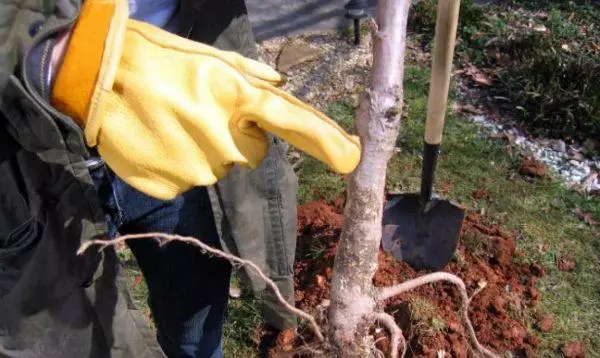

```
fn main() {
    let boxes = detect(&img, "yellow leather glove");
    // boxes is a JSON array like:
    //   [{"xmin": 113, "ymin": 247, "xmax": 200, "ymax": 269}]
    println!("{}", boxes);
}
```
[{"xmin": 51, "ymin": 0, "xmax": 361, "ymax": 200}]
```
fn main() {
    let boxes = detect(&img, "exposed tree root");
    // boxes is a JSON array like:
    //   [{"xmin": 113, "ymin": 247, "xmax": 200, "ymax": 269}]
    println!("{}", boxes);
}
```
[
  {"xmin": 374, "ymin": 312, "xmax": 406, "ymax": 358},
  {"xmin": 79, "ymin": 234, "xmax": 498, "ymax": 358},
  {"xmin": 78, "ymin": 233, "xmax": 325, "ymax": 342},
  {"xmin": 376, "ymin": 272, "xmax": 499, "ymax": 358}
]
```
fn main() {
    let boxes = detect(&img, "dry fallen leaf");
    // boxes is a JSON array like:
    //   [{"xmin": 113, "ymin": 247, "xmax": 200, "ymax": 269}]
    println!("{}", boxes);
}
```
[
  {"xmin": 488, "ymin": 131, "xmax": 515, "ymax": 142},
  {"xmin": 439, "ymin": 183, "xmax": 453, "ymax": 193},
  {"xmin": 572, "ymin": 208, "xmax": 598, "ymax": 227},
  {"xmin": 461, "ymin": 64, "xmax": 492, "ymax": 86},
  {"xmin": 519, "ymin": 157, "xmax": 548, "ymax": 178},
  {"xmin": 472, "ymin": 187, "xmax": 489, "ymax": 200},
  {"xmin": 276, "ymin": 328, "xmax": 296, "ymax": 352},
  {"xmin": 473, "ymin": 73, "xmax": 492, "ymax": 86},
  {"xmin": 451, "ymin": 103, "xmax": 483, "ymax": 115},
  {"xmin": 557, "ymin": 254, "xmax": 576, "ymax": 272}
]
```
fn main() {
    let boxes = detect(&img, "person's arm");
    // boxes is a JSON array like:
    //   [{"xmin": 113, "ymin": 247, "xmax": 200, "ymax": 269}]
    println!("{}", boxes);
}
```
[{"xmin": 49, "ymin": 0, "xmax": 361, "ymax": 201}]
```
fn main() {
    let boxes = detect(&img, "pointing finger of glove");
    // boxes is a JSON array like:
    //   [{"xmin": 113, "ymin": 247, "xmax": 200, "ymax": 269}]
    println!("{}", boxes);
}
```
[{"xmin": 241, "ymin": 80, "xmax": 362, "ymax": 174}]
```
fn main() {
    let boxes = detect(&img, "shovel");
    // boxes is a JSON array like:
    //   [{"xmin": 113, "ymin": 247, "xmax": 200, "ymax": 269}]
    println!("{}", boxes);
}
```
[{"xmin": 381, "ymin": 0, "xmax": 465, "ymax": 271}]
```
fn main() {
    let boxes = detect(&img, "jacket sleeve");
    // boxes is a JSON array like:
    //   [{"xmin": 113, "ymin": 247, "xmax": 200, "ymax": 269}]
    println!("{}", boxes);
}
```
[
  {"xmin": 0, "ymin": 2, "xmax": 57, "ymax": 83},
  {"xmin": 0, "ymin": 1, "xmax": 90, "ymax": 156},
  {"xmin": 0, "ymin": 0, "xmax": 81, "ymax": 97}
]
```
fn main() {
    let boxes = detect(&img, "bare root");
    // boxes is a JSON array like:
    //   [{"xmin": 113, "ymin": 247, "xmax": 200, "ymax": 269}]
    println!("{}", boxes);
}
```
[
  {"xmin": 79, "ymin": 235, "xmax": 501, "ymax": 357},
  {"xmin": 376, "ymin": 272, "xmax": 498, "ymax": 358},
  {"xmin": 78, "ymin": 233, "xmax": 325, "ymax": 342},
  {"xmin": 374, "ymin": 312, "xmax": 406, "ymax": 358}
]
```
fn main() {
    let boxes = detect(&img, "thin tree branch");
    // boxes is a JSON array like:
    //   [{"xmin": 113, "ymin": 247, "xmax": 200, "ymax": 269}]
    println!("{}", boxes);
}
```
[
  {"xmin": 374, "ymin": 312, "xmax": 406, "ymax": 358},
  {"xmin": 78, "ymin": 233, "xmax": 325, "ymax": 342},
  {"xmin": 376, "ymin": 272, "xmax": 498, "ymax": 358}
]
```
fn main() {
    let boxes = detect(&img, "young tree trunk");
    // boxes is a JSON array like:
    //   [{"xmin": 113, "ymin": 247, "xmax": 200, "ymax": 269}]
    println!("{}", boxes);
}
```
[{"xmin": 328, "ymin": 0, "xmax": 411, "ymax": 355}]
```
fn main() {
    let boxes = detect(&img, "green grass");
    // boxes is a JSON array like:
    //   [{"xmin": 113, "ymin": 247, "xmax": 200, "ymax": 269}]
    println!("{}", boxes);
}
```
[
  {"xmin": 222, "ymin": 277, "xmax": 263, "ymax": 358},
  {"xmin": 409, "ymin": 297, "xmax": 446, "ymax": 336},
  {"xmin": 120, "ymin": 249, "xmax": 264, "ymax": 357},
  {"xmin": 121, "ymin": 63, "xmax": 599, "ymax": 356},
  {"xmin": 410, "ymin": 0, "xmax": 600, "ymax": 142},
  {"xmin": 118, "ymin": 247, "xmax": 154, "ymax": 329}
]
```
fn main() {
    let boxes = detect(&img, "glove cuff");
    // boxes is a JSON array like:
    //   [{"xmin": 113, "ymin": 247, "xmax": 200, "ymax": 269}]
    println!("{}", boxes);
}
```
[{"xmin": 51, "ymin": 0, "xmax": 128, "ymax": 147}]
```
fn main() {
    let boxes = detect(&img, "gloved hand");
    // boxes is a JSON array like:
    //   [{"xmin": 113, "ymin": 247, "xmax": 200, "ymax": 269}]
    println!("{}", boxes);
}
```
[{"xmin": 51, "ymin": 0, "xmax": 361, "ymax": 200}]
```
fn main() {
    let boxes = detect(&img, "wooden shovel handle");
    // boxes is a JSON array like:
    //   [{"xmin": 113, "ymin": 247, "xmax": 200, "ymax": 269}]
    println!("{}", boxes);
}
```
[{"xmin": 424, "ymin": 0, "xmax": 461, "ymax": 145}]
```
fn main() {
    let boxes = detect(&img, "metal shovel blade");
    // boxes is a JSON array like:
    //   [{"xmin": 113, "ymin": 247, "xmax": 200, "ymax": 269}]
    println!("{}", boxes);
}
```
[{"xmin": 381, "ymin": 193, "xmax": 465, "ymax": 271}]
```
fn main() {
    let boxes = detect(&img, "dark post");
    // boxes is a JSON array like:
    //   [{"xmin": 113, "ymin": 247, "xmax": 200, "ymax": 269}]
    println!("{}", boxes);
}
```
[{"xmin": 344, "ymin": 0, "xmax": 368, "ymax": 45}]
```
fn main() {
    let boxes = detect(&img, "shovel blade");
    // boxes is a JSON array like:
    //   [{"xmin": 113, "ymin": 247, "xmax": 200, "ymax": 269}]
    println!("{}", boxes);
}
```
[{"xmin": 381, "ymin": 193, "xmax": 465, "ymax": 271}]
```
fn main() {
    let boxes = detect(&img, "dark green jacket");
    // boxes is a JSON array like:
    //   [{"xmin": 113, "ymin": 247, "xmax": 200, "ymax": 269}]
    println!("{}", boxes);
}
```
[{"xmin": 0, "ymin": 1, "xmax": 298, "ymax": 356}]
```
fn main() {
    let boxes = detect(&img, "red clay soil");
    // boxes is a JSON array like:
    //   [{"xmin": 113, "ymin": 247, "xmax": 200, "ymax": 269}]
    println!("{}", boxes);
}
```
[{"xmin": 274, "ymin": 199, "xmax": 544, "ymax": 357}]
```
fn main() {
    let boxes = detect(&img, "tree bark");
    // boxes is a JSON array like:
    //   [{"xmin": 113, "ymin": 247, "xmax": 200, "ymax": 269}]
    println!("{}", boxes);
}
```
[{"xmin": 328, "ymin": 0, "xmax": 411, "ymax": 355}]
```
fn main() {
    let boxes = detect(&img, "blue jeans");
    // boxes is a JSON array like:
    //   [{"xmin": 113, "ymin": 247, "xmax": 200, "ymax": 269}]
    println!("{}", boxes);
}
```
[{"xmin": 89, "ymin": 162, "xmax": 231, "ymax": 358}]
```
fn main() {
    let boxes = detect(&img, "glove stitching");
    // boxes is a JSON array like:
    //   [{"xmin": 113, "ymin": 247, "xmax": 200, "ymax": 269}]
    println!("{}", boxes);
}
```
[{"xmin": 85, "ymin": 0, "xmax": 129, "ymax": 147}]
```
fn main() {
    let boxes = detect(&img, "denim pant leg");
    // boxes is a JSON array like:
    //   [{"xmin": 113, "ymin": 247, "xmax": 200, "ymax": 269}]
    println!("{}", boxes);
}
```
[{"xmin": 90, "ymin": 164, "xmax": 231, "ymax": 358}]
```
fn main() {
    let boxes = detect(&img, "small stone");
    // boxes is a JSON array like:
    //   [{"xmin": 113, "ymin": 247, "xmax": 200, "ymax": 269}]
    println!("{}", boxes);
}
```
[
  {"xmin": 297, "ymin": 85, "xmax": 310, "ymax": 98},
  {"xmin": 571, "ymin": 151, "xmax": 584, "ymax": 161},
  {"xmin": 539, "ymin": 139, "xmax": 551, "ymax": 146},
  {"xmin": 228, "ymin": 286, "xmax": 242, "ymax": 298},
  {"xmin": 553, "ymin": 139, "xmax": 567, "ymax": 153},
  {"xmin": 569, "ymin": 159, "xmax": 581, "ymax": 167},
  {"xmin": 582, "ymin": 166, "xmax": 591, "ymax": 176}
]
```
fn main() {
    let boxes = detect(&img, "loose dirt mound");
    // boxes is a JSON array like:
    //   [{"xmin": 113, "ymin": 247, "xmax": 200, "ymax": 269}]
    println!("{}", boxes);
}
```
[{"xmin": 279, "ymin": 199, "xmax": 543, "ymax": 357}]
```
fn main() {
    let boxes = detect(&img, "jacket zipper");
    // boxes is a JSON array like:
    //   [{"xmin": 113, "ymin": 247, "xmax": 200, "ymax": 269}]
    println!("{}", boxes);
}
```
[{"xmin": 21, "ymin": 20, "xmax": 85, "ymax": 141}]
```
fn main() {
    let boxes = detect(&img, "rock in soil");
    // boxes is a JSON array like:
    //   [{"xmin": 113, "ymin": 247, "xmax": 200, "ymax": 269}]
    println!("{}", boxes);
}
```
[
  {"xmin": 262, "ymin": 199, "xmax": 544, "ymax": 357},
  {"xmin": 562, "ymin": 342, "xmax": 587, "ymax": 358}
]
